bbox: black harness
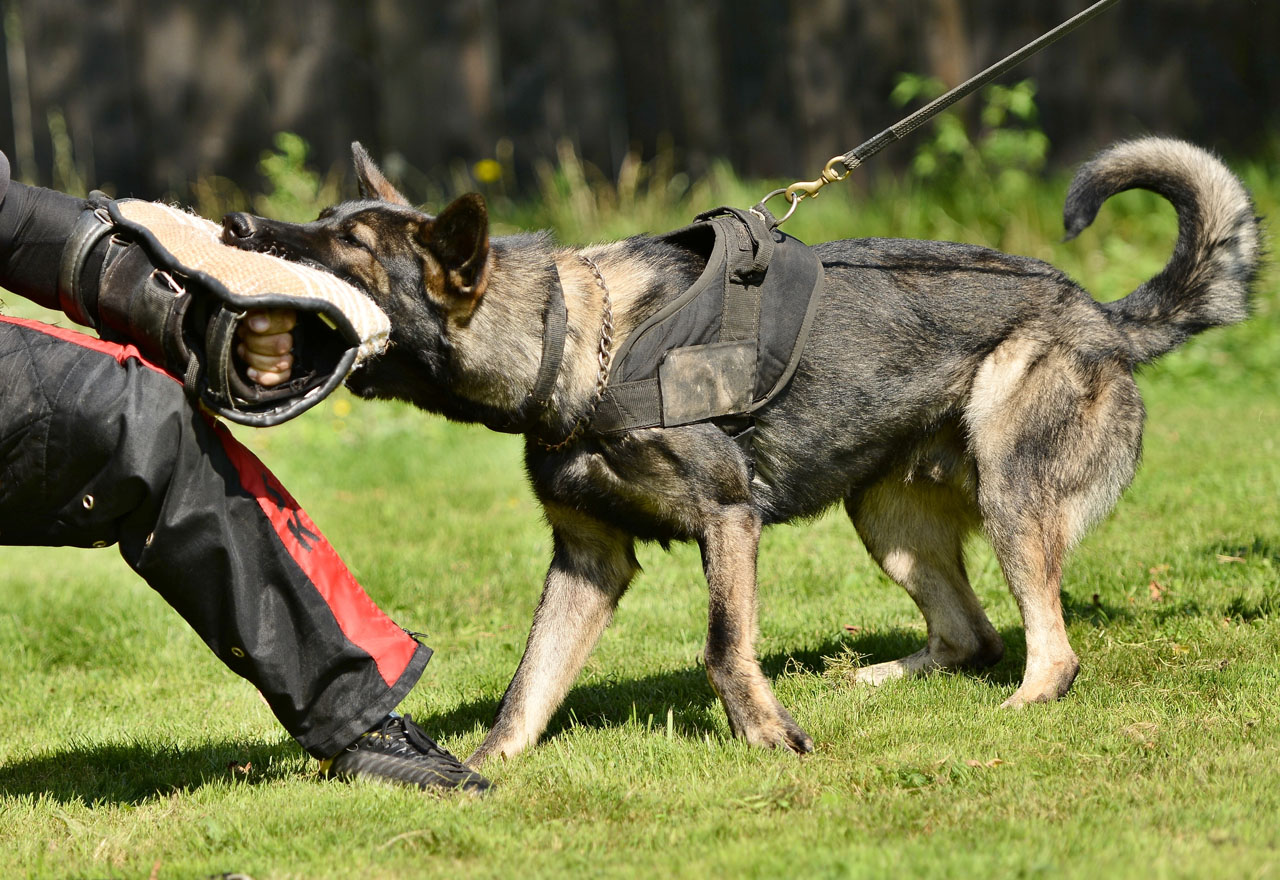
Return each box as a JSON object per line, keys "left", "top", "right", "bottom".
{"left": 593, "top": 207, "right": 823, "bottom": 438}
{"left": 507, "top": 207, "right": 824, "bottom": 452}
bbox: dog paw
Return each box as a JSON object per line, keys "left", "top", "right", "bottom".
{"left": 999, "top": 655, "right": 1080, "bottom": 708}
{"left": 463, "top": 749, "right": 490, "bottom": 769}
{"left": 999, "top": 689, "right": 1052, "bottom": 709}
{"left": 782, "top": 721, "right": 815, "bottom": 754}
{"left": 466, "top": 730, "right": 529, "bottom": 767}
{"left": 737, "top": 707, "right": 813, "bottom": 754}
{"left": 854, "top": 637, "right": 1006, "bottom": 687}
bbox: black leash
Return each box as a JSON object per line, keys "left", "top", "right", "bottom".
{"left": 759, "top": 0, "right": 1124, "bottom": 226}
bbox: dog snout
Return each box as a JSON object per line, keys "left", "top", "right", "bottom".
{"left": 221, "top": 212, "right": 260, "bottom": 246}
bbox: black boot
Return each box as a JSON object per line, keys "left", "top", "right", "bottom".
{"left": 321, "top": 714, "right": 492, "bottom": 795}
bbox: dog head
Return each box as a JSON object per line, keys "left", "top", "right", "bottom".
{"left": 222, "top": 142, "right": 493, "bottom": 406}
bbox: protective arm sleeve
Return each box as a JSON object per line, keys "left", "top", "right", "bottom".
{"left": 0, "top": 164, "right": 388, "bottom": 426}
{"left": 0, "top": 179, "right": 102, "bottom": 317}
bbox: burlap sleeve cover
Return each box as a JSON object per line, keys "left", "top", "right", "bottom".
{"left": 104, "top": 198, "right": 389, "bottom": 426}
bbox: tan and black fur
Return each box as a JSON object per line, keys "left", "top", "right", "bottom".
{"left": 224, "top": 138, "right": 1261, "bottom": 763}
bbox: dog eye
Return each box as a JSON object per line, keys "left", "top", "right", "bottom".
{"left": 341, "top": 231, "right": 369, "bottom": 251}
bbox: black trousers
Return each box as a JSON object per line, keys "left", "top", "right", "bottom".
{"left": 0, "top": 315, "right": 429, "bottom": 758}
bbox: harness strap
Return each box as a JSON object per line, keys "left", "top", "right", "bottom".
{"left": 594, "top": 378, "right": 663, "bottom": 432}
{"left": 713, "top": 206, "right": 775, "bottom": 345}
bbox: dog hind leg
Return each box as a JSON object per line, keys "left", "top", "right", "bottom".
{"left": 702, "top": 503, "right": 814, "bottom": 753}
{"left": 984, "top": 513, "right": 1079, "bottom": 708}
{"left": 965, "top": 335, "right": 1143, "bottom": 707}
{"left": 847, "top": 476, "right": 1004, "bottom": 684}
{"left": 468, "top": 505, "right": 639, "bottom": 765}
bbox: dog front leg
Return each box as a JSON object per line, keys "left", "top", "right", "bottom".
{"left": 702, "top": 504, "right": 814, "bottom": 754}
{"left": 468, "top": 507, "right": 638, "bottom": 765}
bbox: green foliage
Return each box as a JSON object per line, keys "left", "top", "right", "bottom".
{"left": 497, "top": 139, "right": 759, "bottom": 243}
{"left": 890, "top": 75, "right": 1049, "bottom": 199}
{"left": 252, "top": 132, "right": 345, "bottom": 222}
{"left": 189, "top": 131, "right": 346, "bottom": 223}
{"left": 46, "top": 107, "right": 87, "bottom": 198}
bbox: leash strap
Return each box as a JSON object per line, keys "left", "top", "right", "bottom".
{"left": 763, "top": 0, "right": 1124, "bottom": 223}
{"left": 837, "top": 0, "right": 1123, "bottom": 174}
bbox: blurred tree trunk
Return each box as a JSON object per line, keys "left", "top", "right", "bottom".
{"left": 0, "top": 0, "right": 1274, "bottom": 200}
{"left": 927, "top": 0, "right": 971, "bottom": 87}
{"left": 369, "top": 0, "right": 499, "bottom": 177}
{"left": 663, "top": 0, "right": 724, "bottom": 178}
{"left": 788, "top": 0, "right": 849, "bottom": 175}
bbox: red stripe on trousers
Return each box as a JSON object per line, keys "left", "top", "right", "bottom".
{"left": 213, "top": 422, "right": 417, "bottom": 687}
{"left": 0, "top": 314, "right": 173, "bottom": 378}
{"left": 3, "top": 314, "right": 417, "bottom": 687}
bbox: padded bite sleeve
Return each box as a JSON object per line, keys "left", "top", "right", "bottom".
{"left": 64, "top": 193, "right": 390, "bottom": 426}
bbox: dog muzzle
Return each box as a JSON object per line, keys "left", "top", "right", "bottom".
{"left": 58, "top": 192, "right": 389, "bottom": 426}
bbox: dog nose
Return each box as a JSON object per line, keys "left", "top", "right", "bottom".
{"left": 221, "top": 212, "right": 258, "bottom": 242}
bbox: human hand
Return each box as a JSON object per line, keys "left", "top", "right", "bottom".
{"left": 236, "top": 308, "right": 297, "bottom": 386}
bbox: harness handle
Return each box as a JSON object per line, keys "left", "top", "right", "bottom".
{"left": 758, "top": 0, "right": 1124, "bottom": 226}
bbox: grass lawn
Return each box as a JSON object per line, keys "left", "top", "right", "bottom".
{"left": 1, "top": 155, "right": 1278, "bottom": 878}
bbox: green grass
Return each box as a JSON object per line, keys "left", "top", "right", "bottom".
{"left": 2, "top": 155, "right": 1279, "bottom": 879}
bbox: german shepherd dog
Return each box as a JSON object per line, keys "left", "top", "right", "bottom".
{"left": 223, "top": 138, "right": 1260, "bottom": 763}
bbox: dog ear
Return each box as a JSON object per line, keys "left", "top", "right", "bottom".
{"left": 351, "top": 141, "right": 410, "bottom": 206}
{"left": 420, "top": 193, "right": 491, "bottom": 304}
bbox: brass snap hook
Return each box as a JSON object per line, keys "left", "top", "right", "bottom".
{"left": 758, "top": 155, "right": 852, "bottom": 228}
{"left": 784, "top": 156, "right": 851, "bottom": 204}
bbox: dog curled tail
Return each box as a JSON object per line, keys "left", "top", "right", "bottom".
{"left": 1063, "top": 137, "right": 1262, "bottom": 364}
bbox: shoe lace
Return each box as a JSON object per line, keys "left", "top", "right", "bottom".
{"left": 371, "top": 714, "right": 454, "bottom": 761}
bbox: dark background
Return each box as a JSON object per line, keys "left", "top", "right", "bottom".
{"left": 2, "top": 0, "right": 1275, "bottom": 199}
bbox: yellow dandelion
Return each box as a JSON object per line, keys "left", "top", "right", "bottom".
{"left": 473, "top": 159, "right": 502, "bottom": 184}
